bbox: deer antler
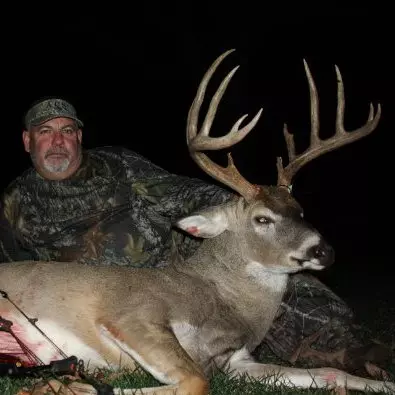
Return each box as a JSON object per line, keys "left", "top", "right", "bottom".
{"left": 276, "top": 60, "right": 382, "bottom": 188}
{"left": 186, "top": 49, "right": 263, "bottom": 202}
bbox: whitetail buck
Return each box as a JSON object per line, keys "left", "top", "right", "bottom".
{"left": 0, "top": 49, "right": 393, "bottom": 395}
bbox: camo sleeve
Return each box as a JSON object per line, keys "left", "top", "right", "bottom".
{"left": 126, "top": 173, "right": 236, "bottom": 263}
{"left": 136, "top": 174, "right": 236, "bottom": 222}
{"left": 114, "top": 146, "right": 236, "bottom": 218}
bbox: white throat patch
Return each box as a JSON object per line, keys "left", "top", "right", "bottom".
{"left": 245, "top": 261, "right": 288, "bottom": 292}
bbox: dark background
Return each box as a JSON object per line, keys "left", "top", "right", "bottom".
{"left": 2, "top": 6, "right": 393, "bottom": 323}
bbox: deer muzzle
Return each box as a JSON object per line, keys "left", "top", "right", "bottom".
{"left": 306, "top": 240, "right": 335, "bottom": 268}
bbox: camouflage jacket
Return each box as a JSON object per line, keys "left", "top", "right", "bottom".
{"left": 0, "top": 146, "right": 233, "bottom": 267}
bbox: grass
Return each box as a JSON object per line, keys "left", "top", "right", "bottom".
{"left": 3, "top": 367, "right": 394, "bottom": 395}
{"left": 105, "top": 366, "right": 395, "bottom": 394}
{"left": 2, "top": 355, "right": 393, "bottom": 395}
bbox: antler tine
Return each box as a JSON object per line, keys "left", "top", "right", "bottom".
{"left": 187, "top": 49, "right": 263, "bottom": 201}
{"left": 277, "top": 60, "right": 382, "bottom": 188}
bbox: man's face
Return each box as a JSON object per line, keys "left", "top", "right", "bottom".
{"left": 22, "top": 117, "right": 83, "bottom": 180}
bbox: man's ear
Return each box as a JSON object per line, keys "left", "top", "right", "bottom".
{"left": 22, "top": 130, "right": 31, "bottom": 153}
{"left": 176, "top": 208, "right": 229, "bottom": 238}
{"left": 77, "top": 129, "right": 82, "bottom": 144}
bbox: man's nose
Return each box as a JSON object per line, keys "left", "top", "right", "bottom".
{"left": 51, "top": 131, "right": 65, "bottom": 145}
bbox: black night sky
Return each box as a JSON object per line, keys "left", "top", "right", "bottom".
{"left": 2, "top": 6, "right": 394, "bottom": 322}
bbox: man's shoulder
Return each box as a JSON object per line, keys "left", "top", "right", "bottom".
{"left": 2, "top": 167, "right": 35, "bottom": 195}
{"left": 86, "top": 145, "right": 148, "bottom": 162}
{"left": 86, "top": 146, "right": 170, "bottom": 177}
{"left": 1, "top": 171, "right": 31, "bottom": 207}
{"left": 87, "top": 145, "right": 134, "bottom": 155}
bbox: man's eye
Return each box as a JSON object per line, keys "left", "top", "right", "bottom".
{"left": 62, "top": 128, "right": 74, "bottom": 134}
{"left": 39, "top": 129, "right": 50, "bottom": 135}
{"left": 255, "top": 216, "right": 274, "bottom": 225}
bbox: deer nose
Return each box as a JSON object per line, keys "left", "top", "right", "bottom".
{"left": 308, "top": 241, "right": 335, "bottom": 267}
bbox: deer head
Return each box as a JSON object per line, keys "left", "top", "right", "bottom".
{"left": 180, "top": 49, "right": 381, "bottom": 275}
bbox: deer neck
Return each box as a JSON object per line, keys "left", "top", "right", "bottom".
{"left": 179, "top": 232, "right": 289, "bottom": 342}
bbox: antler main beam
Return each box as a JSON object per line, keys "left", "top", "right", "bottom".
{"left": 276, "top": 61, "right": 382, "bottom": 187}
{"left": 186, "top": 49, "right": 263, "bottom": 202}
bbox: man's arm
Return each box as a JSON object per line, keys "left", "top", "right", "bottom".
{"left": 116, "top": 146, "right": 236, "bottom": 220}
{"left": 134, "top": 173, "right": 235, "bottom": 222}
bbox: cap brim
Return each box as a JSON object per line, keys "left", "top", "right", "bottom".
{"left": 30, "top": 115, "right": 84, "bottom": 128}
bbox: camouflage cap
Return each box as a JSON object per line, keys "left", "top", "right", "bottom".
{"left": 24, "top": 98, "right": 84, "bottom": 129}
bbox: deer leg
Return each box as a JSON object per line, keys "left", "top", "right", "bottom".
{"left": 289, "top": 327, "right": 348, "bottom": 367}
{"left": 226, "top": 347, "right": 395, "bottom": 393}
{"left": 364, "top": 361, "right": 391, "bottom": 380}
{"left": 289, "top": 328, "right": 392, "bottom": 380}
{"left": 97, "top": 320, "right": 209, "bottom": 395}
{"left": 289, "top": 327, "right": 326, "bottom": 363}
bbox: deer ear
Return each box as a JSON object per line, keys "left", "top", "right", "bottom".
{"left": 176, "top": 210, "right": 229, "bottom": 238}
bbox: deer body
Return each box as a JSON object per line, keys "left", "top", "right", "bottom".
{"left": 0, "top": 195, "right": 301, "bottom": 372}
{"left": 0, "top": 239, "right": 286, "bottom": 375}
{"left": 1, "top": 50, "right": 394, "bottom": 394}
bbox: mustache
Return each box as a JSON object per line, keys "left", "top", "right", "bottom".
{"left": 45, "top": 147, "right": 70, "bottom": 158}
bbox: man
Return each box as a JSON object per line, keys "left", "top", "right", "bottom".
{"left": 0, "top": 97, "right": 391, "bottom": 377}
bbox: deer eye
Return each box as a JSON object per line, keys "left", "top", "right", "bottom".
{"left": 255, "top": 216, "right": 274, "bottom": 225}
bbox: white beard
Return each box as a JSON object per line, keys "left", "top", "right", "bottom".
{"left": 43, "top": 158, "right": 70, "bottom": 173}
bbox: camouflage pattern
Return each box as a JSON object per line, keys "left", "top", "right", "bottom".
{"left": 0, "top": 146, "right": 389, "bottom": 373}
{"left": 0, "top": 146, "right": 233, "bottom": 267}
{"left": 24, "top": 98, "right": 84, "bottom": 129}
